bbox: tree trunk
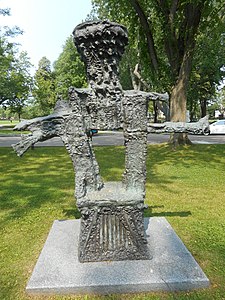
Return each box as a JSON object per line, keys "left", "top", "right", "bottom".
{"left": 169, "top": 49, "right": 193, "bottom": 146}
{"left": 130, "top": 0, "right": 158, "bottom": 72}
{"left": 164, "top": 2, "right": 204, "bottom": 146}
{"left": 170, "top": 81, "right": 187, "bottom": 122}
{"left": 130, "top": 1, "right": 204, "bottom": 147}
{"left": 169, "top": 132, "right": 192, "bottom": 148}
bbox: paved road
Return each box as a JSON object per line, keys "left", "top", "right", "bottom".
{"left": 1, "top": 132, "right": 225, "bottom": 148}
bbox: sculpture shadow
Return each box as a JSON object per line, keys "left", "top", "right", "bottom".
{"left": 144, "top": 206, "right": 192, "bottom": 218}
{"left": 62, "top": 208, "right": 81, "bottom": 219}
{"left": 0, "top": 147, "right": 79, "bottom": 228}
{"left": 2, "top": 143, "right": 224, "bottom": 228}
{"left": 145, "top": 143, "right": 225, "bottom": 195}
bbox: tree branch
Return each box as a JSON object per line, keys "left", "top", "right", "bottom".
{"left": 154, "top": 0, "right": 179, "bottom": 77}
{"left": 133, "top": 63, "right": 150, "bottom": 90}
{"left": 169, "top": 0, "right": 179, "bottom": 23}
{"left": 130, "top": 0, "right": 158, "bottom": 72}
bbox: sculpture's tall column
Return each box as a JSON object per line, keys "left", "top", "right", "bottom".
{"left": 73, "top": 21, "right": 150, "bottom": 262}
{"left": 123, "top": 91, "right": 148, "bottom": 196}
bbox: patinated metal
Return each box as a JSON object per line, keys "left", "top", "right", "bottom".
{"left": 12, "top": 20, "right": 208, "bottom": 263}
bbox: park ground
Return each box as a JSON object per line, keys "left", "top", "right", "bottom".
{"left": 0, "top": 144, "right": 225, "bottom": 300}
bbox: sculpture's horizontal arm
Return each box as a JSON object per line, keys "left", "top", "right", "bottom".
{"left": 12, "top": 104, "right": 71, "bottom": 156}
{"left": 148, "top": 116, "right": 209, "bottom": 134}
{"left": 124, "top": 90, "right": 169, "bottom": 102}
{"left": 12, "top": 117, "right": 65, "bottom": 156}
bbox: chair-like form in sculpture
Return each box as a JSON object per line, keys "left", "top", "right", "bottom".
{"left": 13, "top": 20, "right": 151, "bottom": 262}
{"left": 12, "top": 20, "right": 209, "bottom": 263}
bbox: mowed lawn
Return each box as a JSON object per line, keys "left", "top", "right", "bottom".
{"left": 0, "top": 144, "right": 225, "bottom": 300}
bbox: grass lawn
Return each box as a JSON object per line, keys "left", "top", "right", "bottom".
{"left": 0, "top": 129, "right": 30, "bottom": 135}
{"left": 0, "top": 120, "right": 19, "bottom": 126}
{"left": 0, "top": 121, "right": 30, "bottom": 135}
{"left": 0, "top": 144, "right": 225, "bottom": 300}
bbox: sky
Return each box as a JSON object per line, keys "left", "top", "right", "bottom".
{"left": 0, "top": 0, "right": 92, "bottom": 70}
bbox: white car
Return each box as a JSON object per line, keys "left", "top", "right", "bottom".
{"left": 206, "top": 119, "right": 225, "bottom": 135}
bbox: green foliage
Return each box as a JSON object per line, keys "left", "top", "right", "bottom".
{"left": 0, "top": 35, "right": 14, "bottom": 104}
{"left": 32, "top": 56, "right": 56, "bottom": 115}
{"left": 0, "top": 7, "right": 32, "bottom": 119}
{"left": 20, "top": 100, "right": 43, "bottom": 119}
{"left": 92, "top": 0, "right": 225, "bottom": 121}
{"left": 7, "top": 52, "right": 33, "bottom": 120}
{"left": 53, "top": 36, "right": 87, "bottom": 100}
{"left": 119, "top": 48, "right": 136, "bottom": 90}
{"left": 187, "top": 2, "right": 225, "bottom": 118}
{"left": 1, "top": 145, "right": 225, "bottom": 299}
{"left": 31, "top": 37, "right": 87, "bottom": 115}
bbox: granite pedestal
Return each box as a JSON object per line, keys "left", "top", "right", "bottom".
{"left": 26, "top": 217, "right": 210, "bottom": 295}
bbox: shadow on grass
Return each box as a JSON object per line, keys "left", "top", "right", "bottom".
{"left": 0, "top": 147, "right": 80, "bottom": 227}
{"left": 145, "top": 143, "right": 225, "bottom": 198}
{"left": 147, "top": 143, "right": 225, "bottom": 173}
{"left": 144, "top": 206, "right": 192, "bottom": 218}
{"left": 63, "top": 208, "right": 81, "bottom": 219}
{"left": 1, "top": 144, "right": 225, "bottom": 299}
{"left": 1, "top": 144, "right": 224, "bottom": 228}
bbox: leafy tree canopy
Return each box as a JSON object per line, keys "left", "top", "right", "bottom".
{"left": 32, "top": 57, "right": 56, "bottom": 115}
{"left": 92, "top": 0, "right": 225, "bottom": 122}
{"left": 53, "top": 36, "right": 87, "bottom": 100}
{"left": 0, "top": 7, "right": 32, "bottom": 119}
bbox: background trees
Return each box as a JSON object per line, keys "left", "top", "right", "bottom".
{"left": 32, "top": 57, "right": 56, "bottom": 115}
{"left": 0, "top": 7, "right": 33, "bottom": 120}
{"left": 54, "top": 37, "right": 87, "bottom": 100}
{"left": 92, "top": 0, "right": 225, "bottom": 124}
{"left": 6, "top": 51, "right": 33, "bottom": 120}
{"left": 1, "top": 3, "right": 224, "bottom": 123}
{"left": 187, "top": 5, "right": 225, "bottom": 120}
{"left": 31, "top": 37, "right": 87, "bottom": 116}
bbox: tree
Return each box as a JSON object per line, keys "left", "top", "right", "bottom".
{"left": 0, "top": 33, "right": 15, "bottom": 105}
{"left": 187, "top": 7, "right": 225, "bottom": 120}
{"left": 92, "top": 0, "right": 224, "bottom": 144}
{"left": 7, "top": 51, "right": 33, "bottom": 120}
{"left": 53, "top": 36, "right": 87, "bottom": 100}
{"left": 32, "top": 57, "right": 56, "bottom": 115}
{"left": 0, "top": 8, "right": 22, "bottom": 105}
{"left": 0, "top": 7, "right": 32, "bottom": 119}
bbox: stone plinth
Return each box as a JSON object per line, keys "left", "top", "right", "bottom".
{"left": 26, "top": 217, "right": 210, "bottom": 295}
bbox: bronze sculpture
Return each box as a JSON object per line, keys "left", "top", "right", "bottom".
{"left": 12, "top": 20, "right": 209, "bottom": 263}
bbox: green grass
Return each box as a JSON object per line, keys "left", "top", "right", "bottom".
{"left": 0, "top": 129, "right": 30, "bottom": 135}
{"left": 0, "top": 144, "right": 225, "bottom": 300}
{"left": 0, "top": 120, "right": 19, "bottom": 126}
{"left": 0, "top": 122, "right": 30, "bottom": 135}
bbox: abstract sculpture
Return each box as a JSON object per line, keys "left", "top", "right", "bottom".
{"left": 12, "top": 20, "right": 209, "bottom": 263}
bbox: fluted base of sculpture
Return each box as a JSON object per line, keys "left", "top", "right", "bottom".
{"left": 77, "top": 182, "right": 151, "bottom": 262}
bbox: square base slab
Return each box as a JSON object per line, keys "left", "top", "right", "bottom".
{"left": 26, "top": 217, "right": 209, "bottom": 295}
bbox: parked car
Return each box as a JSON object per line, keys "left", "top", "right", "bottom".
{"left": 204, "top": 119, "right": 225, "bottom": 135}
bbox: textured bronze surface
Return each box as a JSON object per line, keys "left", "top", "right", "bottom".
{"left": 12, "top": 21, "right": 208, "bottom": 263}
